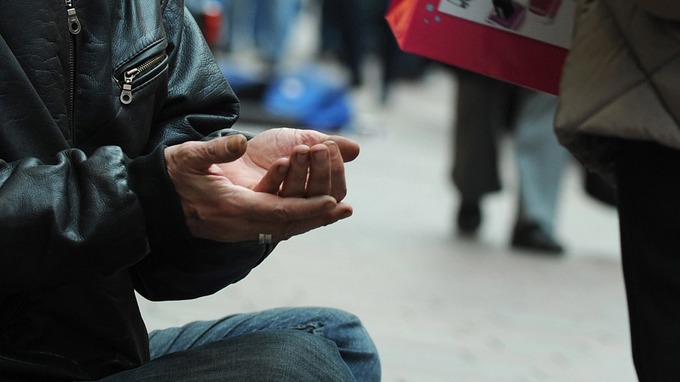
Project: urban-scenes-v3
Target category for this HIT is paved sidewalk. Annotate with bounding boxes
[137,66,635,382]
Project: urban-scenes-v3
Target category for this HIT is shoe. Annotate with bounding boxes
[511,221,564,254]
[457,200,481,235]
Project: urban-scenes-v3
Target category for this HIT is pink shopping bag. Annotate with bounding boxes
[386,0,575,94]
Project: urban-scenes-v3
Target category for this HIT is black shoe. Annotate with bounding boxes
[511,221,564,254]
[457,200,481,235]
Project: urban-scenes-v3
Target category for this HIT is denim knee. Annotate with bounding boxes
[287,308,376,352]
[148,306,380,381]
[246,329,356,382]
[294,307,381,382]
[99,329,355,382]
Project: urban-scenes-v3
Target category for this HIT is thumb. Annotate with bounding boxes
[182,134,248,170]
[328,135,360,162]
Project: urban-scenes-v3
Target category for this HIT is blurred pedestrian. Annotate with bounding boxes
[453,69,568,253]
[555,0,680,379]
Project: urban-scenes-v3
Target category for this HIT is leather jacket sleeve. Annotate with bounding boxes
[0,0,273,299]
[0,147,151,295]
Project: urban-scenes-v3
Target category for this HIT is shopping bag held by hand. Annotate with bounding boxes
[385,0,575,94]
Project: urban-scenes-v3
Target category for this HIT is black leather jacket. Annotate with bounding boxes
[0,1,273,380]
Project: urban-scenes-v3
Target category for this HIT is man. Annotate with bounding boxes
[0,0,380,381]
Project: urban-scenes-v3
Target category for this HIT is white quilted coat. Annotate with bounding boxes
[555,0,680,179]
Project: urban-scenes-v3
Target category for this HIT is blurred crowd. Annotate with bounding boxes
[186,0,430,131]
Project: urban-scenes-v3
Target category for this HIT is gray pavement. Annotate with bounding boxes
[137,66,636,381]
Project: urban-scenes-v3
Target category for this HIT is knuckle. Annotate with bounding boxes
[270,205,290,223]
[297,129,318,146]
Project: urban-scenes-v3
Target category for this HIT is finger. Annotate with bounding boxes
[228,188,338,222]
[279,145,310,197]
[247,203,354,243]
[327,135,360,162]
[326,141,348,201]
[291,129,359,162]
[177,134,248,170]
[253,157,290,194]
[274,202,353,242]
[178,187,340,243]
[305,144,331,197]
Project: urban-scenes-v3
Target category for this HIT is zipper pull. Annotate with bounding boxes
[65,0,81,34]
[120,68,139,105]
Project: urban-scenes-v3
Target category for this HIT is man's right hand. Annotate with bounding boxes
[163,134,353,243]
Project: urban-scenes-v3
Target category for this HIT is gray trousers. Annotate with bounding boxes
[451,70,568,234]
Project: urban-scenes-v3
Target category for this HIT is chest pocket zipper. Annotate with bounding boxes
[119,52,167,105]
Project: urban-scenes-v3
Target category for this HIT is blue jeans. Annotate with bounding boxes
[513,91,567,235]
[99,307,380,381]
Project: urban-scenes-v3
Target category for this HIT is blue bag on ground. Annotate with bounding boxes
[263,64,353,131]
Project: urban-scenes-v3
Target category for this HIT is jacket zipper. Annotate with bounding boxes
[119,53,166,105]
[65,0,81,144]
[65,0,81,34]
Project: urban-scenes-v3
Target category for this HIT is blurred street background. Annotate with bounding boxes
[138,2,636,381]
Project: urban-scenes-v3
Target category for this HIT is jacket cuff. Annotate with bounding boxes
[126,145,192,241]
